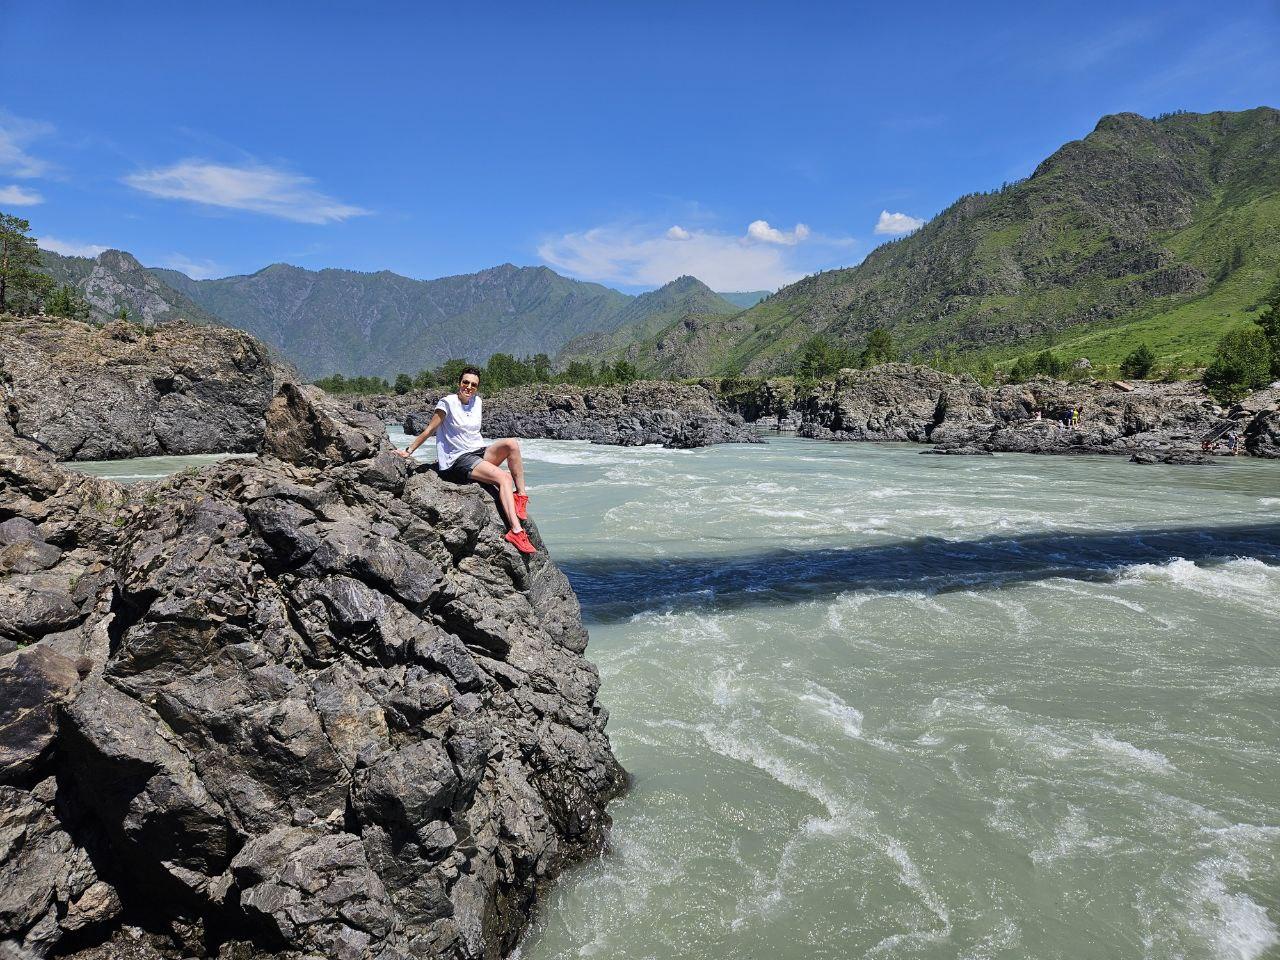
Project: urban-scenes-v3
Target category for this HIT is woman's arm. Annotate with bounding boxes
[397,409,445,458]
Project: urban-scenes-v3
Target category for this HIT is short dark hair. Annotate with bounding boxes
[460,366,481,382]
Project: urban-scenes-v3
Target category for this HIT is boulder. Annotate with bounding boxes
[1245,409,1280,458]
[0,317,275,460]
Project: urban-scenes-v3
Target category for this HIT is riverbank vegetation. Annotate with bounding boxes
[314,353,642,395]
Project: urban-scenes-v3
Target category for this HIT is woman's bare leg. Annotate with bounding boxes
[470,460,521,532]
[483,438,525,494]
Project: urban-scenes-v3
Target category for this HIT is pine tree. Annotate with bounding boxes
[860,328,898,366]
[46,284,90,320]
[0,213,50,314]
[1256,281,1280,378]
[1203,328,1272,404]
[1121,344,1156,379]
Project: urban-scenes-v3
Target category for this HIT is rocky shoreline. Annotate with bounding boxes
[358,382,761,449]
[0,317,277,462]
[723,364,1279,459]
[0,384,625,959]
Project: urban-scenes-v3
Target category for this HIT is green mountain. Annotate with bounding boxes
[600,108,1280,375]
[556,276,739,367]
[38,249,223,327]
[148,262,649,379]
[716,290,771,309]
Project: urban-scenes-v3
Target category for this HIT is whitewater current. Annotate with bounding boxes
[77,434,1280,960]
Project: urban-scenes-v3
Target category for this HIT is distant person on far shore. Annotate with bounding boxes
[395,366,535,554]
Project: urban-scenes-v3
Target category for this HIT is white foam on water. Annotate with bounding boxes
[519,440,630,466]
[1183,826,1280,960]
[1193,871,1278,960]
[799,682,864,738]
[1092,733,1177,774]
[1028,805,1122,865]
[1037,578,1150,613]
[865,838,953,956]
[957,916,1022,960]
[696,723,844,824]
[1118,557,1280,615]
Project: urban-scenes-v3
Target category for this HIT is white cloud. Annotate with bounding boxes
[38,236,107,258]
[123,159,369,224]
[0,185,43,206]
[159,253,224,280]
[746,220,811,245]
[539,220,855,291]
[874,210,925,235]
[0,112,54,179]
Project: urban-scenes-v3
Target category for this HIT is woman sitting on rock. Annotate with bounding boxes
[396,366,535,554]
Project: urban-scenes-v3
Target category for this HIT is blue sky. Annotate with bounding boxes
[2,1,1277,291]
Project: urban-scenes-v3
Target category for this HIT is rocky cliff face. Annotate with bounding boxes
[793,364,1278,457]
[38,250,224,330]
[0,385,625,959]
[365,382,761,449]
[0,317,276,461]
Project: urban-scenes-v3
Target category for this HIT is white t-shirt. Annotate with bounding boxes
[434,394,486,469]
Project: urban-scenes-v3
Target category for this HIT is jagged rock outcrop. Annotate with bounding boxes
[0,386,625,959]
[383,382,760,449]
[794,364,1279,458]
[0,317,275,461]
[1245,409,1280,458]
[796,364,978,443]
[706,377,800,428]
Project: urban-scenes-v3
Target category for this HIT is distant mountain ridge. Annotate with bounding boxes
[37,250,739,379]
[148,261,647,379]
[555,276,739,366]
[716,290,771,309]
[586,107,1280,375]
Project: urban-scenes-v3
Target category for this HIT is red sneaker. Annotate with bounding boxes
[504,529,536,554]
[513,492,529,521]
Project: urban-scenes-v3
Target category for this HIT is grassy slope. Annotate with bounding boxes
[619,109,1280,378]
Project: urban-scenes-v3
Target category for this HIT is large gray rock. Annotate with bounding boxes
[0,385,625,959]
[794,364,1279,458]
[0,780,120,955]
[0,646,81,787]
[1245,409,1280,458]
[0,317,275,460]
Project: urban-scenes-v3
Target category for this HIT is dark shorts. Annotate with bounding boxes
[440,447,487,483]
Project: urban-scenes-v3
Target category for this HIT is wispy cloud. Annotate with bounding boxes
[0,111,54,179]
[0,185,43,206]
[158,253,224,280]
[123,159,369,224]
[38,236,107,258]
[539,219,855,290]
[1061,19,1155,71]
[874,210,925,236]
